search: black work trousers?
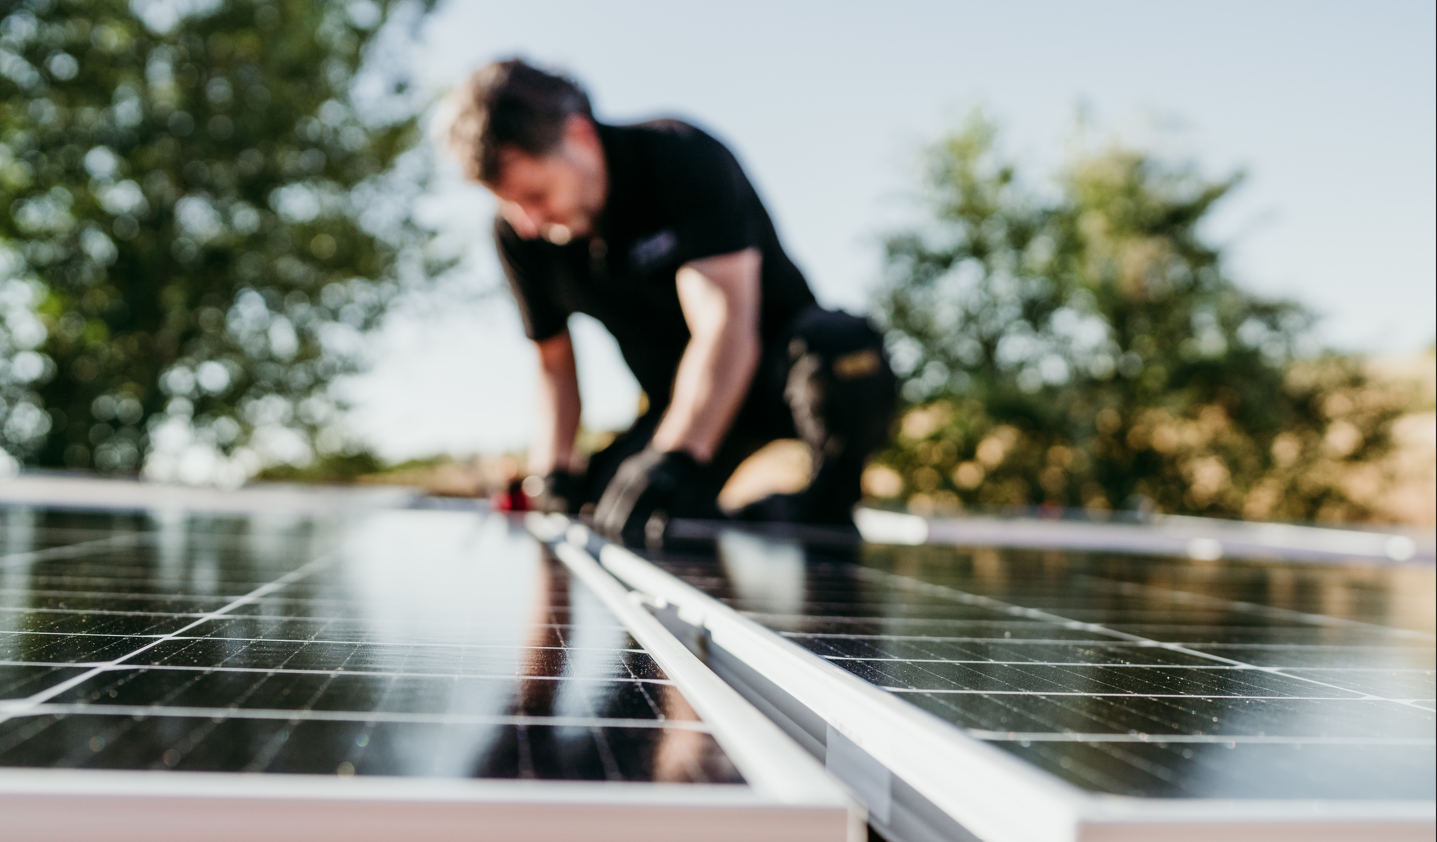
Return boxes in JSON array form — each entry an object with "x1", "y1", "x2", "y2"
[{"x1": 579, "y1": 305, "x2": 897, "y2": 524}]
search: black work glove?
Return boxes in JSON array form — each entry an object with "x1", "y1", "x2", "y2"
[
  {"x1": 594, "y1": 449, "x2": 699, "y2": 544},
  {"x1": 521, "y1": 470, "x2": 583, "y2": 514}
]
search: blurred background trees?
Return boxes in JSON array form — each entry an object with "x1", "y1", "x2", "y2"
[
  {"x1": 0, "y1": 2, "x2": 1425, "y2": 526},
  {"x1": 0, "y1": 0, "x2": 436, "y2": 482},
  {"x1": 868, "y1": 115, "x2": 1415, "y2": 522}
]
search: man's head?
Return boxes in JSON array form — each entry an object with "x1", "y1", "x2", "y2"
[{"x1": 439, "y1": 59, "x2": 607, "y2": 243}]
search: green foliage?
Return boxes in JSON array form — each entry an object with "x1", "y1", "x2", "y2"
[
  {"x1": 254, "y1": 447, "x2": 382, "y2": 483},
  {"x1": 0, "y1": 0, "x2": 434, "y2": 478},
  {"x1": 872, "y1": 115, "x2": 1406, "y2": 522}
]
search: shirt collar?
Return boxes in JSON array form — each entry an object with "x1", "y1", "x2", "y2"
[{"x1": 596, "y1": 122, "x2": 632, "y2": 239}]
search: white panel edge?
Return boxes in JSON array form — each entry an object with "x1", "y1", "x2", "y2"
[{"x1": 549, "y1": 540, "x2": 852, "y2": 815}]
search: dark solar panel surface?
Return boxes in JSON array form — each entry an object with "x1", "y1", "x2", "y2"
[
  {"x1": 0, "y1": 507, "x2": 741, "y2": 784},
  {"x1": 642, "y1": 531, "x2": 1435, "y2": 800}
]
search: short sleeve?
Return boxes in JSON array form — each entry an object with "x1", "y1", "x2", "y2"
[
  {"x1": 494, "y1": 217, "x2": 570, "y2": 342},
  {"x1": 658, "y1": 126, "x2": 765, "y2": 262}
]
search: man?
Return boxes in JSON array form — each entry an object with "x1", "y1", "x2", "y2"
[{"x1": 440, "y1": 59, "x2": 895, "y2": 543}]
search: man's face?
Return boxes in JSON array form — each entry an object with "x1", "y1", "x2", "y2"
[{"x1": 490, "y1": 116, "x2": 606, "y2": 244}]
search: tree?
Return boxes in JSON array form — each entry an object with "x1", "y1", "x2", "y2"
[
  {"x1": 870, "y1": 115, "x2": 1407, "y2": 522},
  {"x1": 0, "y1": 0, "x2": 435, "y2": 481}
]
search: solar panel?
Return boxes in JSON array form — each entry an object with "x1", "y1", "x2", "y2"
[
  {"x1": 547, "y1": 517, "x2": 1436, "y2": 842},
  {"x1": 0, "y1": 505, "x2": 852, "y2": 841}
]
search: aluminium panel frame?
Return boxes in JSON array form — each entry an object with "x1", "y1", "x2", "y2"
[{"x1": 537, "y1": 516, "x2": 1436, "y2": 842}]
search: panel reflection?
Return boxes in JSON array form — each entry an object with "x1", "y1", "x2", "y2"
[{"x1": 0, "y1": 507, "x2": 741, "y2": 784}]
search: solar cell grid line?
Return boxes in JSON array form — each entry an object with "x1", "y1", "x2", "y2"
[
  {"x1": 542, "y1": 517, "x2": 1436, "y2": 842},
  {"x1": 0, "y1": 548, "x2": 340, "y2": 726},
  {"x1": 0, "y1": 533, "x2": 153, "y2": 570},
  {"x1": 785, "y1": 562, "x2": 1434, "y2": 720},
  {"x1": 840, "y1": 563, "x2": 1437, "y2": 709},
  {"x1": 1088, "y1": 573, "x2": 1437, "y2": 641},
  {"x1": 0, "y1": 505, "x2": 853, "y2": 842}
]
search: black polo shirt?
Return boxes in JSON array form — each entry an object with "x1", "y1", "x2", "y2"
[{"x1": 494, "y1": 120, "x2": 816, "y2": 408}]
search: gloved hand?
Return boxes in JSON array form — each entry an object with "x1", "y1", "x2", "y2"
[
  {"x1": 521, "y1": 469, "x2": 583, "y2": 514},
  {"x1": 594, "y1": 449, "x2": 699, "y2": 543}
]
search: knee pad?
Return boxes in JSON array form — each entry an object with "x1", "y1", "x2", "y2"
[{"x1": 783, "y1": 309, "x2": 897, "y2": 460}]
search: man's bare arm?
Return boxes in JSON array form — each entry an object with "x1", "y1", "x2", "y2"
[
  {"x1": 650, "y1": 247, "x2": 762, "y2": 463},
  {"x1": 530, "y1": 329, "x2": 581, "y2": 474}
]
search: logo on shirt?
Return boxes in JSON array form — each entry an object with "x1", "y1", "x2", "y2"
[{"x1": 629, "y1": 229, "x2": 678, "y2": 272}]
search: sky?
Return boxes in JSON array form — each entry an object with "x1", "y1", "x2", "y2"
[{"x1": 344, "y1": 0, "x2": 1437, "y2": 461}]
